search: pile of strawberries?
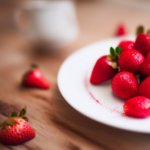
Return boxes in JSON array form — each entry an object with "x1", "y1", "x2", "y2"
[{"x1": 90, "y1": 26, "x2": 150, "y2": 118}]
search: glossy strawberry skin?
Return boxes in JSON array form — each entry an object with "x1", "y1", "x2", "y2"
[
  {"x1": 115, "y1": 24, "x2": 126, "y2": 36},
  {"x1": 124, "y1": 96, "x2": 150, "y2": 118},
  {"x1": 23, "y1": 69, "x2": 50, "y2": 89},
  {"x1": 134, "y1": 33, "x2": 150, "y2": 57},
  {"x1": 138, "y1": 76, "x2": 150, "y2": 99},
  {"x1": 90, "y1": 56, "x2": 118, "y2": 84},
  {"x1": 118, "y1": 40, "x2": 134, "y2": 52},
  {"x1": 140, "y1": 52, "x2": 150, "y2": 77},
  {"x1": 0, "y1": 118, "x2": 35, "y2": 145},
  {"x1": 111, "y1": 71, "x2": 138, "y2": 99},
  {"x1": 119, "y1": 50, "x2": 145, "y2": 74}
]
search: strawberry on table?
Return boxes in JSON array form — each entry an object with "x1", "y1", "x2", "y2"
[
  {"x1": 22, "y1": 64, "x2": 50, "y2": 89},
  {"x1": 90, "y1": 47, "x2": 121, "y2": 84},
  {"x1": 0, "y1": 108, "x2": 35, "y2": 145},
  {"x1": 111, "y1": 71, "x2": 138, "y2": 99},
  {"x1": 124, "y1": 96, "x2": 150, "y2": 118},
  {"x1": 119, "y1": 49, "x2": 145, "y2": 74},
  {"x1": 115, "y1": 24, "x2": 126, "y2": 36},
  {"x1": 118, "y1": 40, "x2": 134, "y2": 52}
]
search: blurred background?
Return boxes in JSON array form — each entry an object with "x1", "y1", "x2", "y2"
[{"x1": 0, "y1": 0, "x2": 150, "y2": 72}]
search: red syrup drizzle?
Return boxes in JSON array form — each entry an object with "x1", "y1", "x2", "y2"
[
  {"x1": 83, "y1": 73, "x2": 125, "y2": 117},
  {"x1": 109, "y1": 107, "x2": 125, "y2": 117},
  {"x1": 84, "y1": 74, "x2": 101, "y2": 104}
]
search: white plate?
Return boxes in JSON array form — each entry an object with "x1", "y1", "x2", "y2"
[{"x1": 58, "y1": 35, "x2": 150, "y2": 133}]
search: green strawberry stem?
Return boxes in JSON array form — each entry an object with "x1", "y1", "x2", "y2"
[
  {"x1": 22, "y1": 64, "x2": 38, "y2": 82},
  {"x1": 107, "y1": 47, "x2": 122, "y2": 69},
  {"x1": 136, "y1": 25, "x2": 144, "y2": 36},
  {"x1": 109, "y1": 47, "x2": 122, "y2": 60},
  {"x1": 31, "y1": 64, "x2": 38, "y2": 69},
  {"x1": 0, "y1": 108, "x2": 28, "y2": 130},
  {"x1": 147, "y1": 29, "x2": 150, "y2": 35},
  {"x1": 136, "y1": 25, "x2": 150, "y2": 36}
]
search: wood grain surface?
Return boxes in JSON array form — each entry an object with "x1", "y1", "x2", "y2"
[{"x1": 1, "y1": 1, "x2": 150, "y2": 150}]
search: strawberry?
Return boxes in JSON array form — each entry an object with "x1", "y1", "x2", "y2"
[
  {"x1": 118, "y1": 40, "x2": 134, "y2": 52},
  {"x1": 111, "y1": 71, "x2": 138, "y2": 99},
  {"x1": 119, "y1": 49, "x2": 145, "y2": 74},
  {"x1": 134, "y1": 33, "x2": 150, "y2": 57},
  {"x1": 115, "y1": 24, "x2": 126, "y2": 36},
  {"x1": 0, "y1": 108, "x2": 35, "y2": 145},
  {"x1": 90, "y1": 47, "x2": 121, "y2": 84},
  {"x1": 140, "y1": 52, "x2": 150, "y2": 77},
  {"x1": 138, "y1": 76, "x2": 150, "y2": 99},
  {"x1": 23, "y1": 64, "x2": 50, "y2": 89},
  {"x1": 124, "y1": 96, "x2": 150, "y2": 118}
]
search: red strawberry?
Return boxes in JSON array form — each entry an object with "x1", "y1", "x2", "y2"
[
  {"x1": 23, "y1": 64, "x2": 50, "y2": 89},
  {"x1": 119, "y1": 49, "x2": 145, "y2": 74},
  {"x1": 140, "y1": 52, "x2": 150, "y2": 77},
  {"x1": 90, "y1": 47, "x2": 122, "y2": 84},
  {"x1": 115, "y1": 24, "x2": 126, "y2": 36},
  {"x1": 134, "y1": 33, "x2": 150, "y2": 57},
  {"x1": 111, "y1": 71, "x2": 138, "y2": 99},
  {"x1": 118, "y1": 40, "x2": 134, "y2": 52},
  {"x1": 90, "y1": 56, "x2": 118, "y2": 84},
  {"x1": 0, "y1": 108, "x2": 35, "y2": 145},
  {"x1": 124, "y1": 96, "x2": 150, "y2": 118},
  {"x1": 138, "y1": 76, "x2": 150, "y2": 99}
]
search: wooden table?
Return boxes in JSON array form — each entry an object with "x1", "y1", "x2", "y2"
[{"x1": 1, "y1": 1, "x2": 150, "y2": 150}]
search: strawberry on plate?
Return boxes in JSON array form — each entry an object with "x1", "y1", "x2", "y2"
[
  {"x1": 0, "y1": 108, "x2": 35, "y2": 145},
  {"x1": 111, "y1": 71, "x2": 138, "y2": 99},
  {"x1": 22, "y1": 64, "x2": 50, "y2": 89},
  {"x1": 138, "y1": 76, "x2": 150, "y2": 99},
  {"x1": 119, "y1": 49, "x2": 145, "y2": 74},
  {"x1": 124, "y1": 96, "x2": 150, "y2": 118},
  {"x1": 118, "y1": 40, "x2": 134, "y2": 52},
  {"x1": 134, "y1": 33, "x2": 150, "y2": 57},
  {"x1": 140, "y1": 52, "x2": 150, "y2": 77},
  {"x1": 90, "y1": 47, "x2": 121, "y2": 84}
]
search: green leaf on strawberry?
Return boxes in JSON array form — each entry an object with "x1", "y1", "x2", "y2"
[
  {"x1": 0, "y1": 108, "x2": 28, "y2": 131},
  {"x1": 0, "y1": 108, "x2": 35, "y2": 145},
  {"x1": 110, "y1": 47, "x2": 115, "y2": 56},
  {"x1": 11, "y1": 112, "x2": 18, "y2": 117},
  {"x1": 109, "y1": 46, "x2": 122, "y2": 61},
  {"x1": 19, "y1": 107, "x2": 26, "y2": 117},
  {"x1": 22, "y1": 116, "x2": 28, "y2": 122},
  {"x1": 116, "y1": 46, "x2": 122, "y2": 57}
]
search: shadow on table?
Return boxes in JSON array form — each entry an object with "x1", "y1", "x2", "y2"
[{"x1": 50, "y1": 85, "x2": 150, "y2": 150}]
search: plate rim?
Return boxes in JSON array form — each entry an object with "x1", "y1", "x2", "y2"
[{"x1": 57, "y1": 35, "x2": 150, "y2": 133}]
